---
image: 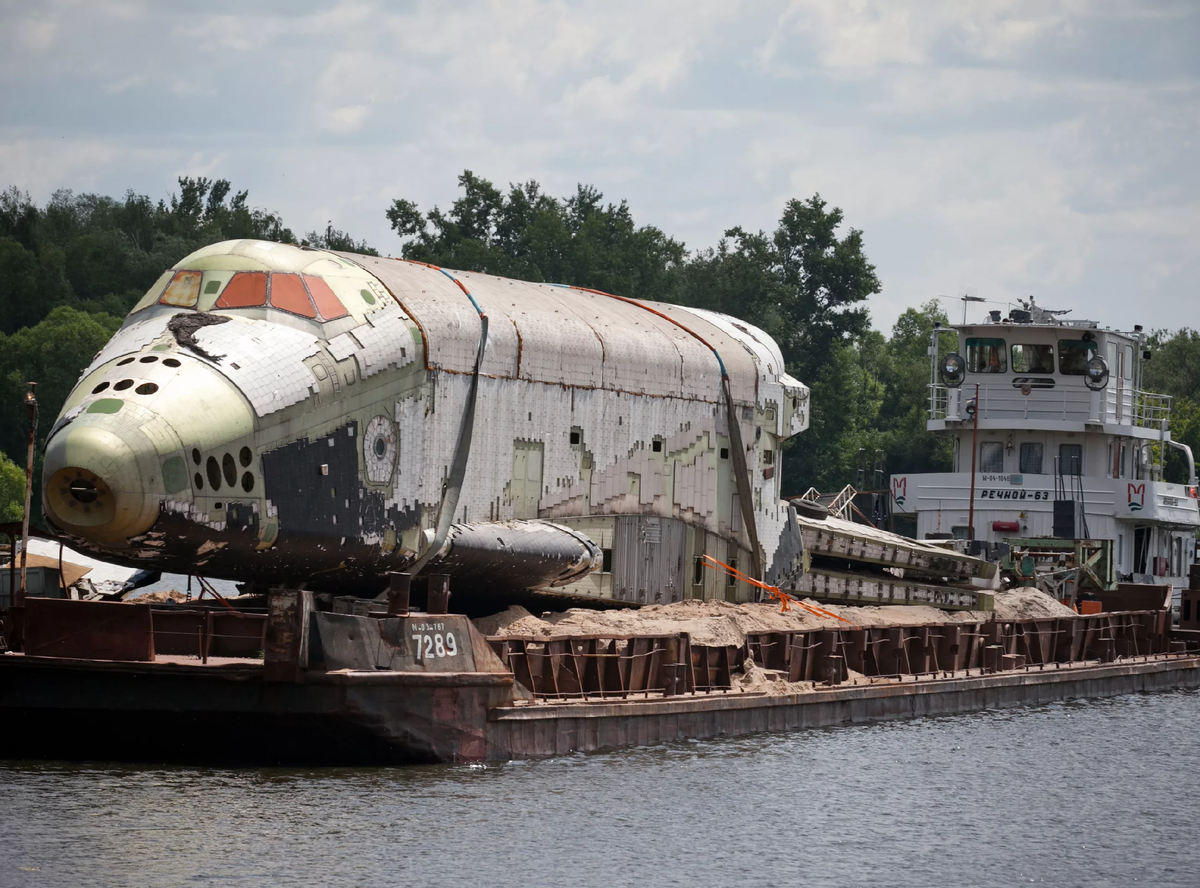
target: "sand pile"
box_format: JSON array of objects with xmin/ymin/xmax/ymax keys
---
[
  {"xmin": 473, "ymin": 598, "xmax": 1008, "ymax": 647},
  {"xmin": 731, "ymin": 659, "xmax": 882, "ymax": 696},
  {"xmin": 128, "ymin": 590, "xmax": 192, "ymax": 604},
  {"xmin": 991, "ymin": 587, "xmax": 1076, "ymax": 620},
  {"xmin": 474, "ymin": 589, "xmax": 1076, "ymax": 646},
  {"xmin": 472, "ymin": 605, "xmax": 540, "ymax": 636}
]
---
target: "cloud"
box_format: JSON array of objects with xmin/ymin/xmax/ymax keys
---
[{"xmin": 0, "ymin": 0, "xmax": 1197, "ymax": 337}]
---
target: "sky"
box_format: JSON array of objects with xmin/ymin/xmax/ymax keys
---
[{"xmin": 1, "ymin": 0, "xmax": 1198, "ymax": 334}]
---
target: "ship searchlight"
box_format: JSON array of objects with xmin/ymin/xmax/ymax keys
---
[
  {"xmin": 1085, "ymin": 355, "xmax": 1110, "ymax": 391},
  {"xmin": 941, "ymin": 353, "xmax": 965, "ymax": 387}
]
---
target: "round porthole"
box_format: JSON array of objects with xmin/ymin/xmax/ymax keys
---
[
  {"xmin": 163, "ymin": 358, "xmax": 181, "ymax": 368},
  {"xmin": 222, "ymin": 452, "xmax": 237, "ymax": 487},
  {"xmin": 364, "ymin": 415, "xmax": 397, "ymax": 484},
  {"xmin": 91, "ymin": 381, "xmax": 110, "ymax": 394},
  {"xmin": 206, "ymin": 456, "xmax": 221, "ymax": 490},
  {"xmin": 192, "ymin": 447, "xmax": 201, "ymax": 466},
  {"xmin": 239, "ymin": 446, "xmax": 253, "ymax": 467},
  {"xmin": 114, "ymin": 379, "xmax": 134, "ymax": 391},
  {"xmin": 194, "ymin": 472, "xmax": 204, "ymax": 490},
  {"xmin": 117, "ymin": 357, "xmax": 135, "ymax": 366},
  {"xmin": 135, "ymin": 382, "xmax": 158, "ymax": 395},
  {"xmin": 139, "ymin": 356, "xmax": 158, "ymax": 364},
  {"xmin": 242, "ymin": 472, "xmax": 254, "ymax": 493}
]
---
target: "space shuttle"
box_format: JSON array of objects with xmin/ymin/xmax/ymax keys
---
[{"xmin": 41, "ymin": 240, "xmax": 811, "ymax": 605}]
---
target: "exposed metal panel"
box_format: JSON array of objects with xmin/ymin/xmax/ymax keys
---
[{"xmin": 613, "ymin": 515, "xmax": 687, "ymax": 604}]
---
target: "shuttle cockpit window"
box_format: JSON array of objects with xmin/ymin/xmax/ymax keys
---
[
  {"xmin": 1011, "ymin": 344, "xmax": 1054, "ymax": 374},
  {"xmin": 129, "ymin": 269, "xmax": 352, "ymax": 322},
  {"xmin": 1058, "ymin": 340, "xmax": 1097, "ymax": 375},
  {"xmin": 966, "ymin": 338, "xmax": 1007, "ymax": 373}
]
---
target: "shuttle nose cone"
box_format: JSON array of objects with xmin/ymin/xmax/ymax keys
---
[{"xmin": 43, "ymin": 423, "xmax": 161, "ymax": 544}]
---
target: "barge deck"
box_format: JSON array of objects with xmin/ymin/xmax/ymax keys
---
[{"xmin": 2, "ymin": 593, "xmax": 1198, "ymax": 765}]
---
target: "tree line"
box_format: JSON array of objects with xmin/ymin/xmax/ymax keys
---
[{"xmin": 3, "ymin": 171, "xmax": 1196, "ymax": 526}]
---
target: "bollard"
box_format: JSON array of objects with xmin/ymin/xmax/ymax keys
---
[
  {"xmin": 662, "ymin": 663, "xmax": 679, "ymax": 697},
  {"xmin": 387, "ymin": 572, "xmax": 411, "ymax": 616},
  {"xmin": 984, "ymin": 644, "xmax": 1004, "ymax": 674},
  {"xmin": 824, "ymin": 655, "xmax": 846, "ymax": 686},
  {"xmin": 427, "ymin": 574, "xmax": 451, "ymax": 615}
]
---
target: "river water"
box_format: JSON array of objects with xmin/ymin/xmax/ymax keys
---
[{"xmin": 2, "ymin": 689, "xmax": 1196, "ymax": 888}]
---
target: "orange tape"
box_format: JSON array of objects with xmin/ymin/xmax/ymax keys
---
[{"xmin": 701, "ymin": 555, "xmax": 855, "ymax": 623}]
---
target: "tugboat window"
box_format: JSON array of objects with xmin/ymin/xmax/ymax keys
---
[
  {"xmin": 1060, "ymin": 443, "xmax": 1083, "ymax": 475},
  {"xmin": 980, "ymin": 441, "xmax": 1005, "ymax": 473},
  {"xmin": 1019, "ymin": 442, "xmax": 1043, "ymax": 474},
  {"xmin": 1058, "ymin": 340, "xmax": 1097, "ymax": 375},
  {"xmin": 1011, "ymin": 344, "xmax": 1054, "ymax": 373},
  {"xmin": 966, "ymin": 338, "xmax": 1007, "ymax": 373}
]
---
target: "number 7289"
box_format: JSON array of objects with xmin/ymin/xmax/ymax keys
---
[{"xmin": 411, "ymin": 631, "xmax": 458, "ymax": 661}]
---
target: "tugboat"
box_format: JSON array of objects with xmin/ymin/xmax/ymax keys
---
[{"xmin": 891, "ymin": 299, "xmax": 1199, "ymax": 606}]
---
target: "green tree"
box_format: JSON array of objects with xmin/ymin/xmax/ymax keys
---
[
  {"xmin": 0, "ymin": 176, "xmax": 369, "ymax": 342},
  {"xmin": 0, "ymin": 451, "xmax": 25, "ymax": 523},
  {"xmin": 676, "ymin": 196, "xmax": 882, "ymax": 488},
  {"xmin": 785, "ymin": 335, "xmax": 886, "ymax": 492},
  {"xmin": 0, "ymin": 307, "xmax": 123, "ymax": 462},
  {"xmin": 0, "ymin": 237, "xmax": 74, "ymax": 333},
  {"xmin": 303, "ymin": 223, "xmax": 379, "ymax": 255},
  {"xmin": 873, "ymin": 301, "xmax": 956, "ymax": 478},
  {"xmin": 1141, "ymin": 328, "xmax": 1200, "ymax": 483},
  {"xmin": 387, "ymin": 171, "xmax": 685, "ymax": 299}
]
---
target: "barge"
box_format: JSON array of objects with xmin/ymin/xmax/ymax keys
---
[{"xmin": 3, "ymin": 582, "xmax": 1199, "ymax": 765}]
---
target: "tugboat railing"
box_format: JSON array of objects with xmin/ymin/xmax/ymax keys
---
[{"xmin": 928, "ymin": 382, "xmax": 1172, "ymax": 430}]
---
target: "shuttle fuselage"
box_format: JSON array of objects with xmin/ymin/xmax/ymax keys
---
[{"xmin": 43, "ymin": 240, "xmax": 810, "ymax": 603}]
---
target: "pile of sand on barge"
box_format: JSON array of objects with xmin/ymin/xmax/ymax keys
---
[
  {"xmin": 474, "ymin": 590, "xmax": 1077, "ymax": 696},
  {"xmin": 473, "ymin": 587, "xmax": 1076, "ymax": 649}
]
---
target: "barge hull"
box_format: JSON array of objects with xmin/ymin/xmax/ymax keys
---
[
  {"xmin": 488, "ymin": 657, "xmax": 1200, "ymax": 759},
  {"xmin": 0, "ymin": 654, "xmax": 513, "ymax": 764},
  {"xmin": 2, "ymin": 652, "xmax": 1196, "ymax": 764}
]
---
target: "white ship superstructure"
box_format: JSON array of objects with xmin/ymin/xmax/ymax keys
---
[{"xmin": 891, "ymin": 301, "xmax": 1199, "ymax": 592}]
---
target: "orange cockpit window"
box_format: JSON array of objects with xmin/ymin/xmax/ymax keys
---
[
  {"xmin": 270, "ymin": 273, "xmax": 316, "ymax": 318},
  {"xmin": 215, "ymin": 272, "xmax": 268, "ymax": 308},
  {"xmin": 303, "ymin": 275, "xmax": 350, "ymax": 320},
  {"xmin": 159, "ymin": 270, "xmax": 202, "ymax": 308}
]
